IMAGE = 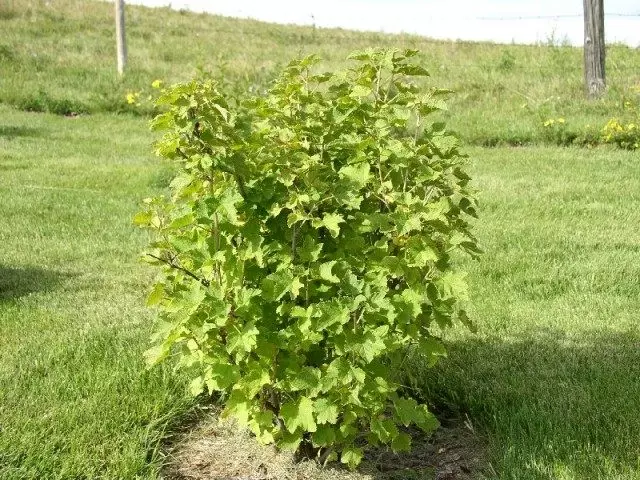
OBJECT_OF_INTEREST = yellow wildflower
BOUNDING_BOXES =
[557,118,565,124]
[126,92,138,104]
[151,79,163,89]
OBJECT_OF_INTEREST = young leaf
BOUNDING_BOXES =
[314,397,339,424]
[316,213,344,238]
[339,162,371,188]
[280,396,317,433]
[340,446,364,469]
[319,261,340,284]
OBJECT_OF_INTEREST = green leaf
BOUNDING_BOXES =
[341,446,363,469]
[430,133,459,156]
[399,213,423,235]
[287,211,307,227]
[288,367,321,392]
[350,85,372,98]
[319,261,340,283]
[347,49,373,61]
[316,301,350,331]
[415,404,439,432]
[391,432,411,452]
[314,398,339,424]
[394,396,421,426]
[189,376,205,396]
[248,410,276,445]
[393,398,439,433]
[168,213,194,229]
[205,363,241,391]
[280,396,317,433]
[315,213,345,238]
[339,162,371,188]
[312,424,336,447]
[146,283,165,306]
[143,344,169,367]
[459,309,478,333]
[437,271,469,301]
[278,430,303,451]
[354,329,387,362]
[133,211,153,226]
[395,63,430,77]
[223,390,252,425]
[417,336,447,367]
[226,322,259,355]
[290,276,304,298]
[262,270,295,301]
[370,417,399,443]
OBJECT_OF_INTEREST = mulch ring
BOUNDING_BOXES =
[162,408,490,480]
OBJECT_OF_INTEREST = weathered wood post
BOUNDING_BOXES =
[115,0,127,75]
[583,0,605,98]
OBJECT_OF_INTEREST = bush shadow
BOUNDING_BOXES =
[0,266,72,301]
[414,328,640,479]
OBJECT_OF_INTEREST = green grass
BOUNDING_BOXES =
[409,146,640,479]
[2,1,640,479]
[0,105,191,479]
[3,105,640,479]
[1,0,639,145]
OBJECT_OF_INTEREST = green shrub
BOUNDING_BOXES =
[135,48,479,468]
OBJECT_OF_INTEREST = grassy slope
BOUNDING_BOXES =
[1,1,640,479]
[1,0,639,145]
[0,106,191,479]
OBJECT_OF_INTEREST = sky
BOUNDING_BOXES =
[130,0,640,46]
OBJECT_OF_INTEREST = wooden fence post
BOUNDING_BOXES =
[583,0,605,98]
[115,0,127,76]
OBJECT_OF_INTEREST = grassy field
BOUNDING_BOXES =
[1,0,639,146]
[1,1,640,479]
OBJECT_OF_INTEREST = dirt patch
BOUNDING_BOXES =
[162,409,489,480]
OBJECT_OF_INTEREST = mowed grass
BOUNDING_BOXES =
[2,1,640,479]
[0,105,192,479]
[1,0,639,146]
[2,101,639,478]
[411,146,640,479]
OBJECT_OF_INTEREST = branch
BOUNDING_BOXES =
[146,253,210,287]
[291,224,298,262]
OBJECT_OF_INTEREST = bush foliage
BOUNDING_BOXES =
[135,48,479,467]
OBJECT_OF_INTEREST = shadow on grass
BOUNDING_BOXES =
[0,125,41,139]
[0,266,71,301]
[412,329,640,479]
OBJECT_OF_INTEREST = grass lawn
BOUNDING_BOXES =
[414,146,640,479]
[2,103,639,478]
[2,1,640,478]
[0,105,191,479]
